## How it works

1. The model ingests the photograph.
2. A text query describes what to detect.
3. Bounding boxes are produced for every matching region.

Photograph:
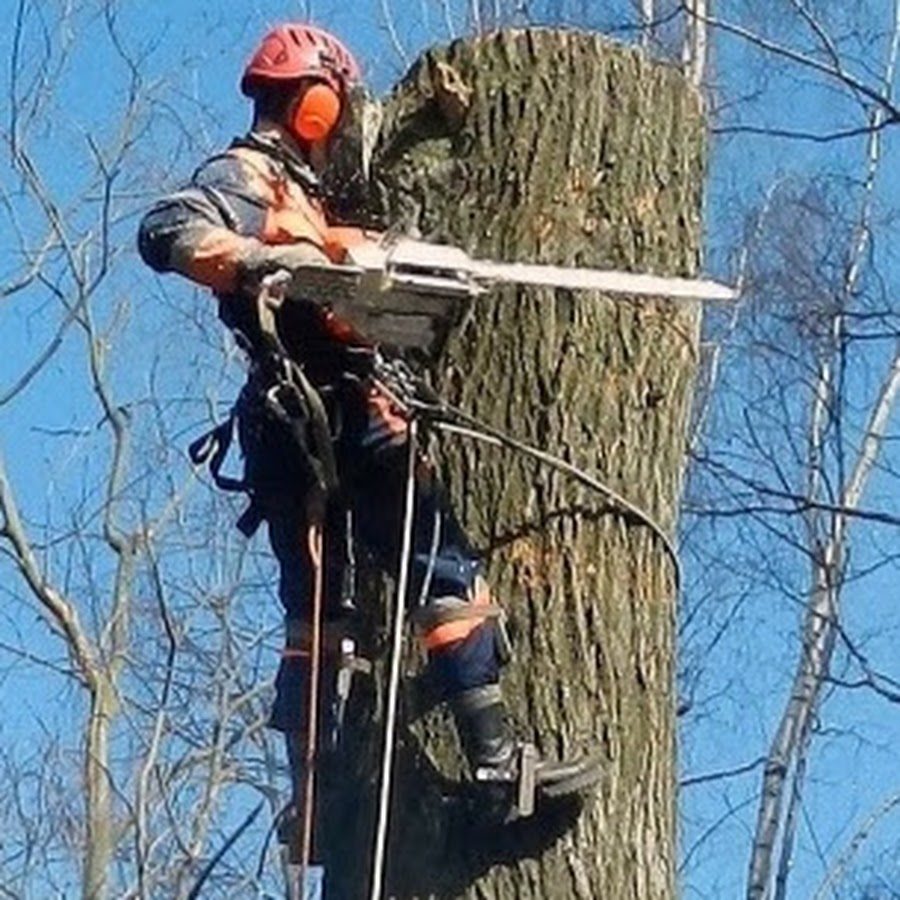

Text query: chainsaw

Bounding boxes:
[275,237,736,358]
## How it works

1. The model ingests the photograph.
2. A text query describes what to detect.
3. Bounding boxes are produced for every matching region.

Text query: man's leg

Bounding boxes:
[265,499,349,847]
[349,443,516,775]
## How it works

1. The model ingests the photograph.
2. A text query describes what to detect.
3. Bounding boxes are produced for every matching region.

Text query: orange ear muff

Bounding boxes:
[292,82,342,142]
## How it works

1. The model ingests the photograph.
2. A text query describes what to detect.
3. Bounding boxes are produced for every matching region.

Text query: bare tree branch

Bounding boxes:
[713,118,894,144]
[694,6,900,120]
[681,756,767,788]
[682,0,707,88]
[744,13,900,889]
[0,452,96,683]
[811,791,900,900]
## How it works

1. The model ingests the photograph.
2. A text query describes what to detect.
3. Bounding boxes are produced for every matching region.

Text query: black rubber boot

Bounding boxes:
[452,684,604,819]
[451,684,517,776]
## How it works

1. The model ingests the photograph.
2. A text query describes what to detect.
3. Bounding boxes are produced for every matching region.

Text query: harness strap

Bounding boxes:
[187,415,267,538]
[282,619,372,675]
[188,418,245,492]
[190,276,341,541]
[262,361,339,496]
[256,274,339,498]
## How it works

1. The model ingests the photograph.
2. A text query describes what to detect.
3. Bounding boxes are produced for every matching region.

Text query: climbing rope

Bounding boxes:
[368,418,420,900]
[432,407,682,591]
[297,520,325,891]
[371,355,680,588]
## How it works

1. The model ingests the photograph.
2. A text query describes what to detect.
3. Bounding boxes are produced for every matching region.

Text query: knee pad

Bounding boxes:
[413,580,512,665]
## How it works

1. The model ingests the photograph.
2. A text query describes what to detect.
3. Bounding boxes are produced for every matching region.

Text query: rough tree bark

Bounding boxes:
[318,28,705,900]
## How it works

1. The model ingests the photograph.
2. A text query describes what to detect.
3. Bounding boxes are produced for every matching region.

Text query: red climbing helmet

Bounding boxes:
[240,24,361,97]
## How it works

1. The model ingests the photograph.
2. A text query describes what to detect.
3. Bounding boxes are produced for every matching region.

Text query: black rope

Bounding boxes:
[371,354,682,591]
[430,406,682,591]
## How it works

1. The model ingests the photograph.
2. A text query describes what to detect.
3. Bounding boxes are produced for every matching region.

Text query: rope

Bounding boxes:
[297,521,324,890]
[369,419,419,900]
[430,406,681,591]
[371,356,680,589]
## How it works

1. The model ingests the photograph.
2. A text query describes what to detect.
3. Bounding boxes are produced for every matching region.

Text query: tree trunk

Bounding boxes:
[84,674,117,900]
[319,28,705,900]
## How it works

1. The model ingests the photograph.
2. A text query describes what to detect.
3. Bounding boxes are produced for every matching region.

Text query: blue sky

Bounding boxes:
[3,1,900,897]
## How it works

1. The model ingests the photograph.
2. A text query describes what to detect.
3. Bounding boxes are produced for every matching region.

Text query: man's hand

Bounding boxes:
[238,241,332,286]
[238,241,364,307]
[237,236,473,354]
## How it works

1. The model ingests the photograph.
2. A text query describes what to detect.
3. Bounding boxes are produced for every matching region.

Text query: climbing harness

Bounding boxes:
[188,272,339,542]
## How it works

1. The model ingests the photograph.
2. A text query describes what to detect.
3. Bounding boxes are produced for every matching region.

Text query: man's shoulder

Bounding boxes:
[192,143,269,192]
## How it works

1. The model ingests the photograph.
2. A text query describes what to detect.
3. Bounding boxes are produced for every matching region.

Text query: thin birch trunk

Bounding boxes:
[683,0,709,89]
[745,11,900,891]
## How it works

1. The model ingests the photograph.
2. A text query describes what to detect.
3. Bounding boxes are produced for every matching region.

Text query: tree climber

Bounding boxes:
[137,23,570,822]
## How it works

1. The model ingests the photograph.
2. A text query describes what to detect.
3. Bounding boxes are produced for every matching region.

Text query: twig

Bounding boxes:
[681,756,767,788]
[184,803,263,900]
[811,792,900,900]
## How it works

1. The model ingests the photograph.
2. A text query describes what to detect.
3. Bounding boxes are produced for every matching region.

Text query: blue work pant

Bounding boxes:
[243,378,502,732]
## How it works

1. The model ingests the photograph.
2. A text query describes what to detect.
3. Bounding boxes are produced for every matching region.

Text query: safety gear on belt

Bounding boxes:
[241,24,361,98]
[282,617,373,751]
[188,278,342,537]
[282,617,369,670]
